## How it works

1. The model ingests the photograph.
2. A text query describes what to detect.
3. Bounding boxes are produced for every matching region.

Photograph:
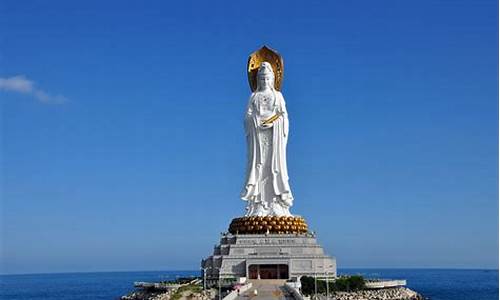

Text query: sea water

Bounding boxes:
[0,269,497,300]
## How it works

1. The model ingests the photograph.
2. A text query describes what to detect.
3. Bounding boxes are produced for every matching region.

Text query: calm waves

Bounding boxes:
[0,269,497,300]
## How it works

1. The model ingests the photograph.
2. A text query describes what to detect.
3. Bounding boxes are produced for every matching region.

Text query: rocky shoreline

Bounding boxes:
[121,282,424,300]
[121,283,215,300]
[320,287,424,300]
[121,289,215,300]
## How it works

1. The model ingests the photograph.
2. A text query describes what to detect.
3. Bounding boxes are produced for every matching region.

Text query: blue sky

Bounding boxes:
[1,0,498,274]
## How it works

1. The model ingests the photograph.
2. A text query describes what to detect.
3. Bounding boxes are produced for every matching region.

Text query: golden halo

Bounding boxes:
[247,45,284,92]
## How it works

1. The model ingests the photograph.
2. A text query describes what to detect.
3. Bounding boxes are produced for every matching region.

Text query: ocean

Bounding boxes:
[0,269,497,300]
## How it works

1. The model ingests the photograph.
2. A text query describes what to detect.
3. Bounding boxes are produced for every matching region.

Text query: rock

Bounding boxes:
[326,287,423,300]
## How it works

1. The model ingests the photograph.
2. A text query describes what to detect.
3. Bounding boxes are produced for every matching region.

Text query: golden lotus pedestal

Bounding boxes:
[228,216,308,235]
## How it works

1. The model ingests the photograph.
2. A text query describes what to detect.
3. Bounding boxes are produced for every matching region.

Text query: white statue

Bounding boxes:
[241,62,293,216]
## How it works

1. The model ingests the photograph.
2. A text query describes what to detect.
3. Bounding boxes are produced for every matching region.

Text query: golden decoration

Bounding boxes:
[262,113,282,125]
[247,45,284,92]
[228,216,309,234]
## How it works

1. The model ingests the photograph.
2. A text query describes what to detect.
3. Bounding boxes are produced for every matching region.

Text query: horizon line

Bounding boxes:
[2,266,498,276]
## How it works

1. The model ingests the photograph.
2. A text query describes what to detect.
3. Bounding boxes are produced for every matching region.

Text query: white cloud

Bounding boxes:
[0,75,68,104]
[0,75,33,93]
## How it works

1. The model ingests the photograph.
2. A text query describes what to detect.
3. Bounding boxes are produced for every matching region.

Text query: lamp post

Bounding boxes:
[314,264,317,300]
[201,267,207,291]
[325,271,329,300]
[217,267,222,300]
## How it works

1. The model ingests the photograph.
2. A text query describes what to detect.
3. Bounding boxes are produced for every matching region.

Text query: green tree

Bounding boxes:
[300,275,365,295]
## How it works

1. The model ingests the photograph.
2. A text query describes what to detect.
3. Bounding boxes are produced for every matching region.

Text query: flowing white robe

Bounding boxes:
[241,90,293,216]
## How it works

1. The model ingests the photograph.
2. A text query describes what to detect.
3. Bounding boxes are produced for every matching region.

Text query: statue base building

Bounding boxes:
[201,217,336,287]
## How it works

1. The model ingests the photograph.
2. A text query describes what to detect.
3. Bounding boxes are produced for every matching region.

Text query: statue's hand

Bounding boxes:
[261,122,273,129]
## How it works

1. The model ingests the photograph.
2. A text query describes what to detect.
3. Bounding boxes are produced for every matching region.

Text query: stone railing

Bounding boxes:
[134,278,201,291]
[364,279,406,289]
[284,282,304,300]
[221,282,253,300]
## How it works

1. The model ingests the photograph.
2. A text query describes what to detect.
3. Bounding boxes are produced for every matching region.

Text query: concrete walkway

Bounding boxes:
[236,280,294,300]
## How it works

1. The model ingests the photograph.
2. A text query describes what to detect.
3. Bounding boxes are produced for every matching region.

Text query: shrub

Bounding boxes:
[332,275,365,292]
[300,275,365,295]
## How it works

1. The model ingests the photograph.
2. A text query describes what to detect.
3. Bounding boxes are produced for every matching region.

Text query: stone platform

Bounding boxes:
[201,232,336,287]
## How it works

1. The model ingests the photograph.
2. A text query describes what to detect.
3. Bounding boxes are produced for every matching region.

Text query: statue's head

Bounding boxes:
[257,62,275,91]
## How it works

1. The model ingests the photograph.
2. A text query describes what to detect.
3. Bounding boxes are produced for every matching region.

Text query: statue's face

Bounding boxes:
[258,75,274,90]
